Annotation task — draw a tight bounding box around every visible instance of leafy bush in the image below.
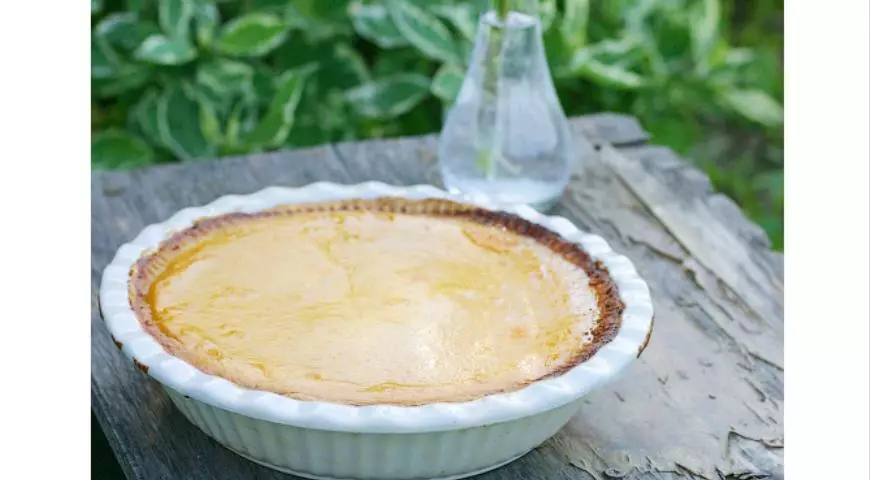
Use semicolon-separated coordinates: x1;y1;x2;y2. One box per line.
91;0;783;248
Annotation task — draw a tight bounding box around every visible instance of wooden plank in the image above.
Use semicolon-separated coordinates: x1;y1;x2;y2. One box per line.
537;136;783;480
331;135;439;186
92;114;781;480
602;144;783;368
571;113;650;147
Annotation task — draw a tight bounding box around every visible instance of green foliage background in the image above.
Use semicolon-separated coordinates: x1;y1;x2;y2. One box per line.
91;0;783;249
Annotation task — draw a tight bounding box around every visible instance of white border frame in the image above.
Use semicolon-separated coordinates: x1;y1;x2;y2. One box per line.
99;182;654;434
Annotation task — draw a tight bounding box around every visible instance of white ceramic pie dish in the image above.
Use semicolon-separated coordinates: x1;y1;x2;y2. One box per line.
99;182;654;480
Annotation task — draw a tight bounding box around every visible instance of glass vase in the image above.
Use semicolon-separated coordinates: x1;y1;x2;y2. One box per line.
437;6;583;211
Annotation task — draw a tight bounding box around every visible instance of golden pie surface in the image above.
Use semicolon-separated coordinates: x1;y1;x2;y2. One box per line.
130;199;621;405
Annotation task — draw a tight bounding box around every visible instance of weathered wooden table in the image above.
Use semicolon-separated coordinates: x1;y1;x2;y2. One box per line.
92;114;783;480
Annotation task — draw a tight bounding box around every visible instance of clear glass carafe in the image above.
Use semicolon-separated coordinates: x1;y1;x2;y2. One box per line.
438;7;581;210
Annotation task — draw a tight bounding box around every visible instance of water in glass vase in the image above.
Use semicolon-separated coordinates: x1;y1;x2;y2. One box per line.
438;9;584;211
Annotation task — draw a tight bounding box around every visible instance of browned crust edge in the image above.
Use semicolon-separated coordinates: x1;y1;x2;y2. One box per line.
127;197;626;405
132;357;149;375
638;316;655;358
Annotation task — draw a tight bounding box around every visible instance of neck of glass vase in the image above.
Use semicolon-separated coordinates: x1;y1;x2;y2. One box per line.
470;9;546;87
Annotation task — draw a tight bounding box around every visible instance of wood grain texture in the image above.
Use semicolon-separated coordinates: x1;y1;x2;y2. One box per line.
91;114;782;480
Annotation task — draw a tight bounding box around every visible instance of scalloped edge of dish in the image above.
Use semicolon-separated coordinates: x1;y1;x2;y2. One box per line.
99;181;654;434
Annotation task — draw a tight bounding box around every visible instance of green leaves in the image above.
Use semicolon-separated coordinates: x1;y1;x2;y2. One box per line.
217;13;287;57
346;74;430;119
350;2;408;48
372;48;433;78
194;1;220;48
561;0;589;49
221;102;259;153
92;65;151;98
565;36;647;90
245;69;310;148
197;59;254;98
538;0;557;32
388;0;460;64
91;13;161;97
91;38;117;79
159;0;195;39
286;0;353;42
131;89;161;145
430;3;483;42
717;89;784;127
157;84;212;160
95;13;159;53
92;130;154;170
721;47;756;69
329;43;371;88
135;34;197;64
198;97;224;144
691;0;720;73
579;60;645;90
431;63;464;104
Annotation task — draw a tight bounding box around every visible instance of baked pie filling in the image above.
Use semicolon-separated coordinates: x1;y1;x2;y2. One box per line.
130;198;623;405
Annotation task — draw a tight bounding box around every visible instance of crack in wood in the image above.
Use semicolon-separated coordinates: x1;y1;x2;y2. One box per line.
629;235;686;262
720;469;771;480
572;464;603;480
676;292;782;373
742;377;769;403
745;351;784;372
674;462;715;479
741;401;769;424
727;429;784;450
603;466;629;478
682;258;768;336
736;361;754;373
